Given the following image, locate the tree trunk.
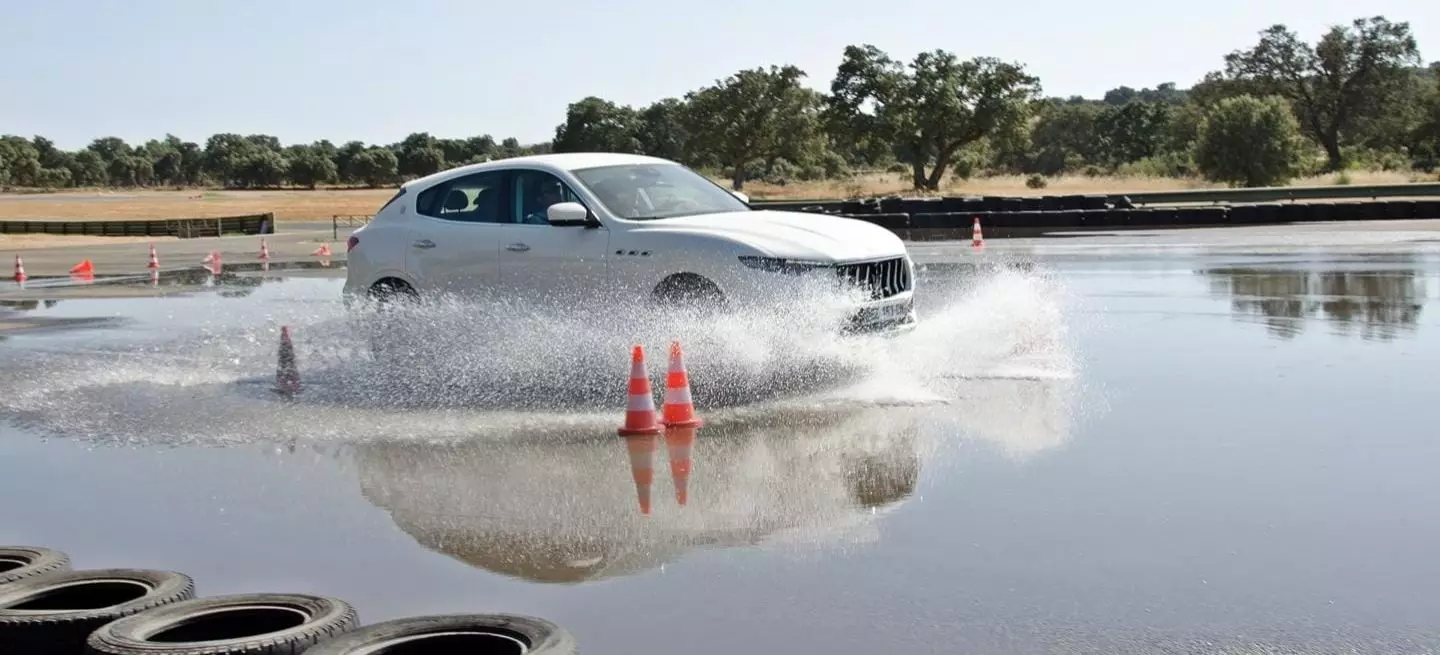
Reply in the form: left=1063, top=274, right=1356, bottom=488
left=1321, top=135, right=1343, bottom=172
left=731, top=165, right=745, bottom=191
left=925, top=149, right=956, bottom=191
left=910, top=160, right=928, bottom=190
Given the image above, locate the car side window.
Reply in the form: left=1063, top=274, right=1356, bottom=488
left=511, top=170, right=585, bottom=225
left=415, top=171, right=507, bottom=223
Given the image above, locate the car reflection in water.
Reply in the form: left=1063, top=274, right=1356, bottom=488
left=352, top=407, right=924, bottom=584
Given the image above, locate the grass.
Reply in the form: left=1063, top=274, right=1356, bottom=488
left=0, top=170, right=1429, bottom=222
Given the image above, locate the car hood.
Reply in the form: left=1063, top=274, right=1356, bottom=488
left=638, top=210, right=906, bottom=262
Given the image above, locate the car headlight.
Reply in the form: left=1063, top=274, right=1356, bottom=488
left=738, top=256, right=832, bottom=275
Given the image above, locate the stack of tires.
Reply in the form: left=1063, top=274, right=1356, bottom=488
left=0, top=545, right=575, bottom=654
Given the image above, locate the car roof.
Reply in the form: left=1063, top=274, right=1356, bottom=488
left=402, top=152, right=677, bottom=189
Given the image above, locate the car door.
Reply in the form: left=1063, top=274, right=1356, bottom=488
left=493, top=169, right=612, bottom=307
left=405, top=169, right=509, bottom=301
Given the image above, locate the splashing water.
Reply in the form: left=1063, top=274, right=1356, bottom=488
left=0, top=260, right=1079, bottom=447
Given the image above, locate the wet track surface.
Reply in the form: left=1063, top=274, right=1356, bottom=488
left=3, top=223, right=1440, bottom=653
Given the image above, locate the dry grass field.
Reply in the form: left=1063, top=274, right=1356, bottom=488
left=0, top=170, right=1427, bottom=222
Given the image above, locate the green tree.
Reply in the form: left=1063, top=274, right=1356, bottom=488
left=683, top=64, right=827, bottom=190
left=1094, top=101, right=1173, bottom=167
left=552, top=97, right=643, bottom=153
left=1026, top=101, right=1103, bottom=174
left=1195, top=94, right=1308, bottom=187
left=285, top=145, right=339, bottom=188
left=350, top=147, right=399, bottom=187
left=1217, top=17, right=1423, bottom=170
left=636, top=98, right=692, bottom=164
left=828, top=44, right=1042, bottom=189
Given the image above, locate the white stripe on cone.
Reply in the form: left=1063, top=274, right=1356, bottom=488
left=627, top=392, right=656, bottom=412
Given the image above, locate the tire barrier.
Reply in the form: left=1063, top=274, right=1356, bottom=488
left=0, top=545, right=577, bottom=654
left=0, top=568, right=196, bottom=654
left=0, top=545, right=70, bottom=585
left=0, top=213, right=276, bottom=238
left=751, top=196, right=1440, bottom=239
left=302, top=614, right=578, bottom=655
left=87, top=593, right=358, bottom=655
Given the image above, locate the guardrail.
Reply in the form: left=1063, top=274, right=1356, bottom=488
left=332, top=214, right=372, bottom=240
left=748, top=181, right=1440, bottom=212
left=0, top=213, right=276, bottom=238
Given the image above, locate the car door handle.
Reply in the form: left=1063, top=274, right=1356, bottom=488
left=505, top=243, right=530, bottom=252
left=412, top=239, right=436, bottom=249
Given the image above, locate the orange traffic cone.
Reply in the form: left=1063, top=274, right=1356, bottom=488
left=311, top=244, right=331, bottom=257
left=661, top=341, right=702, bottom=428
left=12, top=255, right=26, bottom=283
left=972, top=216, right=984, bottom=249
left=259, top=239, right=271, bottom=260
left=275, top=326, right=300, bottom=396
left=69, top=259, right=94, bottom=275
left=618, top=345, right=662, bottom=437
left=665, top=425, right=697, bottom=506
left=623, top=434, right=659, bottom=515
left=147, top=243, right=160, bottom=269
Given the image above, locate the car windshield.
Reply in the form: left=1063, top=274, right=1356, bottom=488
left=571, top=163, right=751, bottom=220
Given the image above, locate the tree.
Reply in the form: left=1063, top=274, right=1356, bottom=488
left=552, top=97, right=643, bottom=153
left=828, top=44, right=1042, bottom=189
left=682, top=64, right=825, bottom=190
left=1026, top=101, right=1103, bottom=174
left=1194, top=95, right=1308, bottom=187
left=1218, top=16, right=1423, bottom=171
left=1094, top=101, right=1173, bottom=167
left=635, top=98, right=691, bottom=164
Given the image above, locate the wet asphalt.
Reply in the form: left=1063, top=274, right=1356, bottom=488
left=2, top=220, right=1440, bottom=654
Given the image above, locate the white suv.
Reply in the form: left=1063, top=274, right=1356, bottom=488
left=342, top=153, right=917, bottom=334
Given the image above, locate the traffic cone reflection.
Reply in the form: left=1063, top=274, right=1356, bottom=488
left=664, top=425, right=697, bottom=506
left=622, top=434, right=659, bottom=515
left=660, top=341, right=702, bottom=428
left=617, top=345, right=662, bottom=437
left=275, top=325, right=301, bottom=396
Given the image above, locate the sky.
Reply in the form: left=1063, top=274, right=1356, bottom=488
left=1, top=0, right=1436, bottom=151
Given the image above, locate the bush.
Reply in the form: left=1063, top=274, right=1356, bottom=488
left=1025, top=174, right=1048, bottom=189
left=1194, top=94, right=1307, bottom=187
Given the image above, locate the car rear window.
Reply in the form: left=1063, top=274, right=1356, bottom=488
left=375, top=187, right=407, bottom=216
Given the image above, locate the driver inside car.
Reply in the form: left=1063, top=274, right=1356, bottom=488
left=522, top=179, right=564, bottom=224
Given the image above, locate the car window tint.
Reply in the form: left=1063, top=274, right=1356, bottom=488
left=415, top=171, right=506, bottom=223
left=511, top=170, right=585, bottom=225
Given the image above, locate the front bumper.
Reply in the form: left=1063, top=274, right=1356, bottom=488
left=842, top=297, right=917, bottom=336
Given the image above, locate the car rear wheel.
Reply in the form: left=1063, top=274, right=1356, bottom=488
left=365, top=279, right=418, bottom=361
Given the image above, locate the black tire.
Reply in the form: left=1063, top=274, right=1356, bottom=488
left=300, top=613, right=576, bottom=655
left=0, top=545, right=71, bottom=586
left=86, top=592, right=358, bottom=655
left=653, top=274, right=724, bottom=312
left=0, top=568, right=194, bottom=655
left=365, top=279, right=418, bottom=361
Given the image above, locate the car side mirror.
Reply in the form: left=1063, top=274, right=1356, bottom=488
left=546, top=202, right=593, bottom=227
left=730, top=190, right=750, bottom=204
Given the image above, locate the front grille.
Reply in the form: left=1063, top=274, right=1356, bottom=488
left=836, top=257, right=911, bottom=300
